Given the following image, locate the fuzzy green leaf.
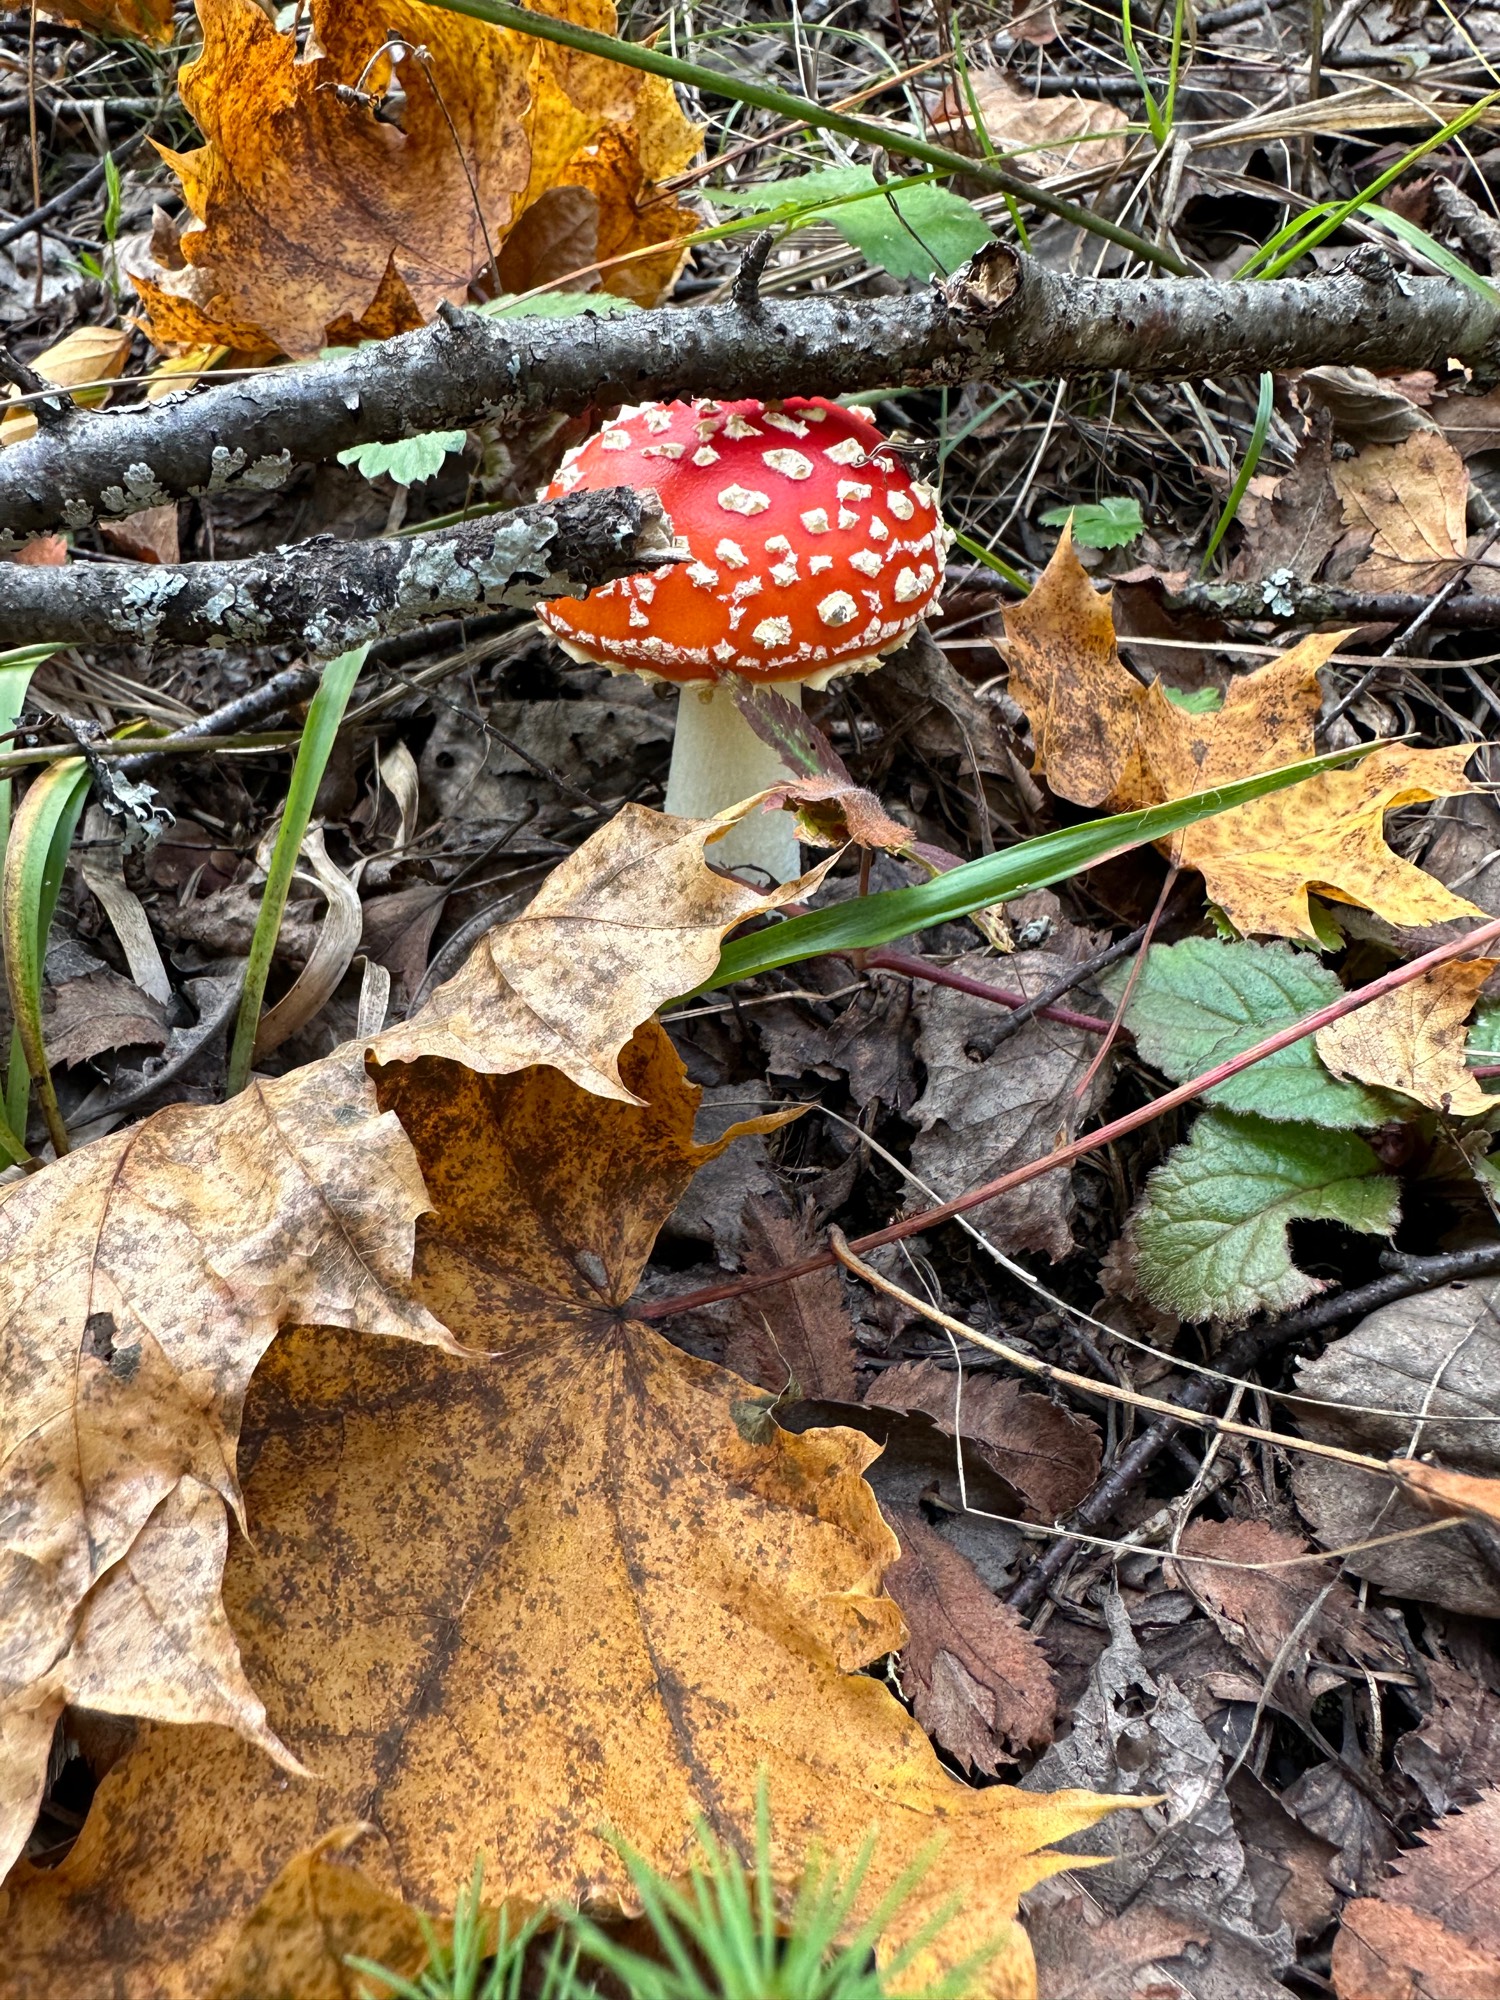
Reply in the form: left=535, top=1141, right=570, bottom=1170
left=1132, top=1110, right=1400, bottom=1323
left=712, top=167, right=992, bottom=280
left=338, top=430, right=467, bottom=486
left=1038, top=496, right=1144, bottom=550
left=1104, top=938, right=1391, bottom=1128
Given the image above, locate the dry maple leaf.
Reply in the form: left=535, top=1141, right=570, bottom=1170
left=1331, top=431, right=1470, bottom=593
left=146, top=0, right=699, bottom=357
left=207, top=1826, right=435, bottom=2000
left=1316, top=956, right=1499, bottom=1116
left=0, top=803, right=821, bottom=1882
left=0, top=0, right=170, bottom=42
left=999, top=533, right=1483, bottom=940
left=0, top=1022, right=1118, bottom=1999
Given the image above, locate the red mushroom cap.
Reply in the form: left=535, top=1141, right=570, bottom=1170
left=535, top=396, right=946, bottom=684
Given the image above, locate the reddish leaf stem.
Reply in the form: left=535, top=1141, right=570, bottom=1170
left=862, top=949, right=1114, bottom=1034
left=638, top=913, right=1500, bottom=1321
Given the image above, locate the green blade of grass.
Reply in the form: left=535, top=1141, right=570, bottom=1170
left=2, top=753, right=92, bottom=1158
left=0, top=645, right=60, bottom=1154
left=699, top=742, right=1373, bottom=993
left=1247, top=94, right=1497, bottom=279
left=1199, top=369, right=1274, bottom=574
left=411, top=0, right=1193, bottom=275
left=951, top=526, right=1031, bottom=593
left=1365, top=201, right=1500, bottom=305
left=226, top=644, right=368, bottom=1097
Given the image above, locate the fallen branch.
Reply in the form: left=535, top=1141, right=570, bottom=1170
left=3, top=246, right=1496, bottom=541
left=1168, top=574, right=1500, bottom=630
left=640, top=909, right=1500, bottom=1319
left=0, top=487, right=677, bottom=652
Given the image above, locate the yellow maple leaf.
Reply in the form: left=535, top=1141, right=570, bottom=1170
left=998, top=531, right=1482, bottom=941
left=0, top=804, right=821, bottom=1884
left=0, top=1023, right=1115, bottom=2000
left=143, top=0, right=700, bottom=358
left=1316, top=956, right=1499, bottom=1115
left=0, top=325, right=132, bottom=447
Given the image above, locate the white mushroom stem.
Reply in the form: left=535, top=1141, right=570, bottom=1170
left=663, top=677, right=802, bottom=883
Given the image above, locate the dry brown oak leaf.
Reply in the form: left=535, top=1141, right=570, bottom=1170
left=1332, top=1788, right=1500, bottom=1999
left=999, top=526, right=1481, bottom=941
left=0, top=802, right=824, bottom=1884
left=142, top=0, right=700, bottom=358
left=0, top=1022, right=1120, bottom=2000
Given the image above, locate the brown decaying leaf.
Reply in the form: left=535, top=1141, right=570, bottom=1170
left=43, top=969, right=168, bottom=1069
left=1023, top=1877, right=1207, bottom=2000
left=1168, top=1519, right=1405, bottom=1700
left=907, top=944, right=1115, bottom=1262
left=1332, top=431, right=1470, bottom=593
left=1332, top=1790, right=1500, bottom=1999
left=716, top=1194, right=860, bottom=1404
left=97, top=502, right=181, bottom=566
left=0, top=1024, right=1119, bottom=1999
left=884, top=1506, right=1056, bottom=1771
left=956, top=73, right=1129, bottom=181
left=147, top=0, right=700, bottom=358
left=1395, top=1657, right=1500, bottom=1817
left=207, top=1827, right=434, bottom=2000
left=1316, top=957, right=1498, bottom=1115
left=866, top=1359, right=1100, bottom=1523
left=0, top=803, right=824, bottom=1882
left=999, top=531, right=1481, bottom=940
left=0, top=0, right=169, bottom=45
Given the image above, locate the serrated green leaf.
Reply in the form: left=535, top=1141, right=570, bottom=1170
left=1038, top=496, right=1144, bottom=550
left=1104, top=937, right=1392, bottom=1128
left=712, top=167, right=992, bottom=280
left=1132, top=1110, right=1400, bottom=1322
left=1465, top=998, right=1500, bottom=1095
left=337, top=430, right=467, bottom=486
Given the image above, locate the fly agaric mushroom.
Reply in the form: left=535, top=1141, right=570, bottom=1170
left=536, top=395, right=946, bottom=880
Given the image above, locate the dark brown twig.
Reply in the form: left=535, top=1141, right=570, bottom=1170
left=1004, top=1240, right=1500, bottom=1613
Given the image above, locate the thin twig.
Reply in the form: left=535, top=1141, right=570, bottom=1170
left=637, top=912, right=1500, bottom=1320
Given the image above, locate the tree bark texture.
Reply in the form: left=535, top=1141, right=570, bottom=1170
left=3, top=244, right=1496, bottom=542
left=0, top=487, right=677, bottom=653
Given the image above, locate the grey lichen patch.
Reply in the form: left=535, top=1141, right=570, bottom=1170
left=113, top=570, right=190, bottom=640
left=242, top=451, right=293, bottom=492
left=206, top=444, right=248, bottom=492
left=62, top=497, right=93, bottom=530
left=99, top=464, right=175, bottom=516
left=196, top=580, right=273, bottom=641
left=304, top=608, right=378, bottom=655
